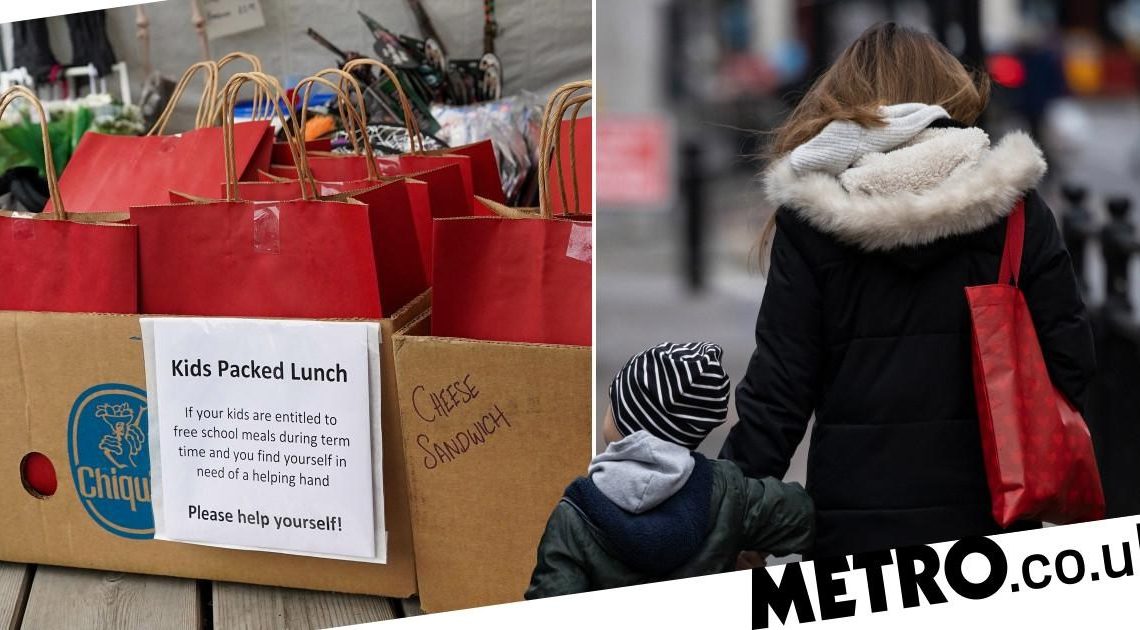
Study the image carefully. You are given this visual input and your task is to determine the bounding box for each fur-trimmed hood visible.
[765,127,1047,252]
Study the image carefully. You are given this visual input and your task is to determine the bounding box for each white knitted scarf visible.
[788,103,950,175]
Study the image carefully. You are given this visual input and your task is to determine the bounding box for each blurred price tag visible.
[204,0,266,40]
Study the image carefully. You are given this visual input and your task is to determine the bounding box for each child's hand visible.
[736,551,767,571]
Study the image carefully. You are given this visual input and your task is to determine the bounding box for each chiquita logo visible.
[67,384,154,539]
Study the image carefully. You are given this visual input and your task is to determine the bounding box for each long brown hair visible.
[758,22,991,272]
[772,22,990,156]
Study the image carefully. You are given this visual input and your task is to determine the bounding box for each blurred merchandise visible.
[1109,0,1140,46]
[330,122,446,156]
[988,53,1027,88]
[303,113,336,141]
[0,92,145,182]
[0,165,48,212]
[11,19,59,84]
[305,25,442,136]
[1041,98,1092,181]
[66,10,118,77]
[770,39,809,82]
[138,72,176,130]
[307,6,502,119]
[431,92,544,206]
[1099,46,1138,95]
[135,5,176,131]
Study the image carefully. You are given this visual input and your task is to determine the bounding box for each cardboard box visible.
[393,314,592,612]
[0,293,429,597]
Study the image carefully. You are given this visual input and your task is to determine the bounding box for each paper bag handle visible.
[544,92,590,217]
[296,68,382,181]
[0,87,65,217]
[217,51,263,71]
[340,58,424,154]
[538,80,592,218]
[219,72,315,201]
[302,69,365,155]
[207,52,269,127]
[147,61,219,135]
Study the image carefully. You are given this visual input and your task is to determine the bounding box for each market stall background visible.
[0,0,591,130]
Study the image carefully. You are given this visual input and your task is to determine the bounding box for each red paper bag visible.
[0,87,137,314]
[258,161,468,282]
[168,68,432,317]
[132,197,381,318]
[218,176,429,315]
[131,71,384,319]
[404,179,433,281]
[270,137,332,165]
[430,81,593,345]
[49,61,273,213]
[439,139,506,204]
[965,200,1105,526]
[265,153,382,181]
[50,122,272,213]
[1,213,138,315]
[351,180,429,312]
[431,215,591,345]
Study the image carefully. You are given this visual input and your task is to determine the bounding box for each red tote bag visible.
[965,199,1105,526]
[48,61,272,213]
[0,87,137,314]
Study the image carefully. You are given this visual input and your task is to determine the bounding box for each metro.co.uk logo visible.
[67,383,154,539]
[754,523,1140,628]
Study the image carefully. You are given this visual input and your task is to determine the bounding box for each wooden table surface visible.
[0,562,423,630]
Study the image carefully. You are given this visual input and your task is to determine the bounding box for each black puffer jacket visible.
[720,125,1096,559]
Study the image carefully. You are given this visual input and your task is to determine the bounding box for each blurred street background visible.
[597,0,1140,524]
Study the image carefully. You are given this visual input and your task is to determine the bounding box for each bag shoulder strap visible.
[998,198,1026,286]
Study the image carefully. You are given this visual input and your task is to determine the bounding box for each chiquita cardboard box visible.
[393,311,592,612]
[0,292,430,597]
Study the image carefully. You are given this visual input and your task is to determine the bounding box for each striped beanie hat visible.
[609,342,731,450]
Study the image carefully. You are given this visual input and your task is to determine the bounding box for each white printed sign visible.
[203,0,266,40]
[141,318,385,563]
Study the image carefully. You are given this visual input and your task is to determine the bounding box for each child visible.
[525,342,815,598]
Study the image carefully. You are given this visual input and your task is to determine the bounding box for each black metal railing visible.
[1060,185,1140,518]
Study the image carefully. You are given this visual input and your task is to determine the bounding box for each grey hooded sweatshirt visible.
[525,431,816,598]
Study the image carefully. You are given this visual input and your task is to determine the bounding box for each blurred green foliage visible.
[0,107,94,178]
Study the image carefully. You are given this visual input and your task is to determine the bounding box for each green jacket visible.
[525,457,814,599]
